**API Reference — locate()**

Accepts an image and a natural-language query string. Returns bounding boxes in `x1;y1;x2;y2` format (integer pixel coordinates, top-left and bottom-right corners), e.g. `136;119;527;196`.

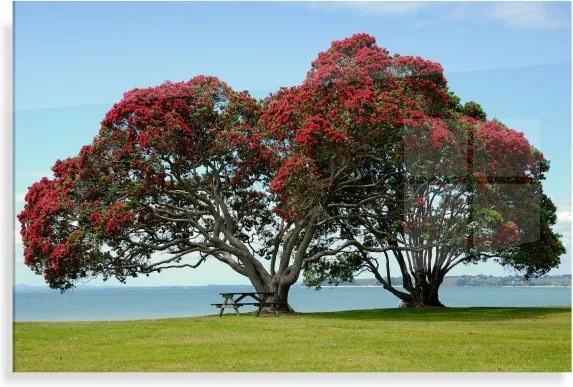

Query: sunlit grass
13;307;571;372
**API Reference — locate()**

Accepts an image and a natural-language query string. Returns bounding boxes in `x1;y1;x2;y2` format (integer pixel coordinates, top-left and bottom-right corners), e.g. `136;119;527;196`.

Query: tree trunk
253;281;295;315
271;282;295;313
244;270;296;314
401;274;445;307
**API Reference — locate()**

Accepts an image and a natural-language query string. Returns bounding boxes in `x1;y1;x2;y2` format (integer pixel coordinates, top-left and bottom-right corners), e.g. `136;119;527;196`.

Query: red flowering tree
18;76;359;311
326;115;564;307
261;34;564;307
19;34;565;310
256;34;461;306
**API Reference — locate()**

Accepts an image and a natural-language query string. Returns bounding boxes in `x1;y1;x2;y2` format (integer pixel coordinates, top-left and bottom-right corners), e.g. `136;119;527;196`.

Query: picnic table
211;292;278;317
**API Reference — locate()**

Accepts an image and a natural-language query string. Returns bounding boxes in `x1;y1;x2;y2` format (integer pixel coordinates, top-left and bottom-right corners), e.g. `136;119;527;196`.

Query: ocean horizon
13;284;572;322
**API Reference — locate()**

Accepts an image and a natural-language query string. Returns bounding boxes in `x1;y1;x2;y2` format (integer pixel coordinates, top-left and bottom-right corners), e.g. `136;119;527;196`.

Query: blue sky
13;1;572;287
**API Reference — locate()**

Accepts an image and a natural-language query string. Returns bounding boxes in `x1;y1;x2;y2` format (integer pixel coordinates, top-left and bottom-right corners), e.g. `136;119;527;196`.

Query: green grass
13;307;571;372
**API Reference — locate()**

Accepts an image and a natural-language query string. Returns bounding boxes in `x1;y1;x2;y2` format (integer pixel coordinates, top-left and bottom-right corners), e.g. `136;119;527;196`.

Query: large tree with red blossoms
18;75;378;311
19;34;565;310
292;35;565;306
303;113;564;306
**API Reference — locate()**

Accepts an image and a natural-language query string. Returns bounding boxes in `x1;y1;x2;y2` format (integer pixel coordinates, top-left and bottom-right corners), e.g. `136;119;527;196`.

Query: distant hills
311;274;572;288
15;274;572;291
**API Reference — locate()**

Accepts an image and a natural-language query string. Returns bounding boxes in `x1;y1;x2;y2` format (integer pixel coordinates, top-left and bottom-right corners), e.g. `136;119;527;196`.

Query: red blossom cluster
100;76;257;163
19;76;265;289
472;118;536;178
260;34;456;219
88;202;132;235
18;176;85;288
269;154;324;220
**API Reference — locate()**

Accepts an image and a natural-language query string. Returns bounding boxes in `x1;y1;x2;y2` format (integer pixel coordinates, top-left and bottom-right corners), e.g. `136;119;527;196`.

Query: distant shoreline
321;285;572;289
14;282;573;291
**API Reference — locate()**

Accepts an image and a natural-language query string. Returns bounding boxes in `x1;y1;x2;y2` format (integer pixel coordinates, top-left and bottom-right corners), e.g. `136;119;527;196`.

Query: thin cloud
486;2;566;30
304;1;567;31
555;221;572;237
557;210;572;224
304;1;429;16
337;1;427;15
15;192;26;204
553;204;572;266
556;210;572;240
446;4;468;21
15;218;22;247
15;231;22;247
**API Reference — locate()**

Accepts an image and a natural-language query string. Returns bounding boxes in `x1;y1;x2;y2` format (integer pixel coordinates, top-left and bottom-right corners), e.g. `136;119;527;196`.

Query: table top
219;292;276;296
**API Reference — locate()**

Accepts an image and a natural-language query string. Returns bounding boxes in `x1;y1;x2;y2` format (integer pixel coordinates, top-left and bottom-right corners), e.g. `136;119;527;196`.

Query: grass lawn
13;307;571;372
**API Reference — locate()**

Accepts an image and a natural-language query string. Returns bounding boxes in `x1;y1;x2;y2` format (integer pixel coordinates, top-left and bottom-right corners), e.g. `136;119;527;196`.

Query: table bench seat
212;292;280;317
210;302;260;308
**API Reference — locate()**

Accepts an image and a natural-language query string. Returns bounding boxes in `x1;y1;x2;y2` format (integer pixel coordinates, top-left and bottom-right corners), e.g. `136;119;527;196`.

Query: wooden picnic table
211;292;278;317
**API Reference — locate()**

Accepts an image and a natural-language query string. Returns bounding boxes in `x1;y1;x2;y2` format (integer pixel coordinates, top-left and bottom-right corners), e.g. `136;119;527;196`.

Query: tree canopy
19;34;565;309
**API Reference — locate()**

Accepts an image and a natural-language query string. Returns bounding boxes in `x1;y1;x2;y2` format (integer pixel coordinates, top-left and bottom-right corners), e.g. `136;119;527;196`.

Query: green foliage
303;252;364;289
496;194;566;279
447;89;463;112
462;101;487;120
447;90;486;121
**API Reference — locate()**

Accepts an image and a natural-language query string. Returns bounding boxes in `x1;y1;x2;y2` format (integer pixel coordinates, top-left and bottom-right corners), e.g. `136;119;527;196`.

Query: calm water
13;285;571;322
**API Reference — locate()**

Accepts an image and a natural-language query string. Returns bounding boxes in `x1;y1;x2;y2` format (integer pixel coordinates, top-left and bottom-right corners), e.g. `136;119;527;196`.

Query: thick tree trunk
271;282;295;313
244;269;296;314
252;280;295;315
407;286;444;307
401;274;445;307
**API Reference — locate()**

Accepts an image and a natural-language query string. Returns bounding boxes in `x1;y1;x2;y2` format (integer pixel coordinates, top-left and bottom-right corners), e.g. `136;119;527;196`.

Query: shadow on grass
302;306;571;322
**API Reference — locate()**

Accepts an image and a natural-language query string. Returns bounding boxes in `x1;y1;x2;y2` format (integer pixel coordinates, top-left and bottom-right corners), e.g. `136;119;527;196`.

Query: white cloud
15;192;26;204
14;218;22;247
555;222;571;238
338;1;427;15
303;1;566;31
555;210;572;242
15;231;21;247
446;4;468;21
557;210;573;224
536;197;568;261
554;205;572;274
486;2;564;30
305;1;429;16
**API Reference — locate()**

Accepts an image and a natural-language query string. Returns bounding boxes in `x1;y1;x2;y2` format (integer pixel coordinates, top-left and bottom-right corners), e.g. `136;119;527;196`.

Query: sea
13;285;572;322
